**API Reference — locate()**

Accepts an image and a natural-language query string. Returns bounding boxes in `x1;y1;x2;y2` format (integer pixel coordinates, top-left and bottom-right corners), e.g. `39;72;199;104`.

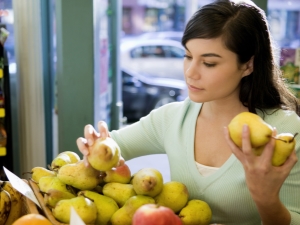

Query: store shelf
0;147;6;156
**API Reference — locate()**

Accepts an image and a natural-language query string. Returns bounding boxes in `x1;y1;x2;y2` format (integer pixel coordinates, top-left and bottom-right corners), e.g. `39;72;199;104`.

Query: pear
179;199;212;225
52;196;97;224
110;195;155;225
38;176;74;194
132;168;163;197
87;137;121;171
272;133;298;166
57;160;102;190
102;182;136;207
78;190;119;225
103;163;132;184
154;181;189;213
44;188;76;208
58;151;81;163
228;112;273;148
24;166;56;183
50;153;72;171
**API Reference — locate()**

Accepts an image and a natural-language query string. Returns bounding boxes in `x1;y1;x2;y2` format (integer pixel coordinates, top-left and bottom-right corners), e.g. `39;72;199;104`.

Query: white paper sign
3;166;41;208
70;207;86;225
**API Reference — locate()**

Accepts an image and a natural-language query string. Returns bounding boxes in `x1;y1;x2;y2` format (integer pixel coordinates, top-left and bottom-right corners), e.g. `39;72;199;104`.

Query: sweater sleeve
110;101;184;160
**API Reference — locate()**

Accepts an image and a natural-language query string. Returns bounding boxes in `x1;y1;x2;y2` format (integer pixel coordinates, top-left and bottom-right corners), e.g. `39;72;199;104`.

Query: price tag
70;207;86;225
3;166;41;208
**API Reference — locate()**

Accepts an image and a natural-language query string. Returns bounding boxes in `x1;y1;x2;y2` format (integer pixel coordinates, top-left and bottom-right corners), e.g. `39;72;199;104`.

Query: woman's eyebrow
201;53;222;58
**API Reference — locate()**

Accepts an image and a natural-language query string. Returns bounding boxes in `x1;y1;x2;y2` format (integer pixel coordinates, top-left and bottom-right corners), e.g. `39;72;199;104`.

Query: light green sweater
110;98;300;224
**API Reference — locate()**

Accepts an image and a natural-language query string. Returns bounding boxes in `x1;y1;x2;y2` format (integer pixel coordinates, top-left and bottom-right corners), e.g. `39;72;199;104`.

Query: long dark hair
182;0;300;115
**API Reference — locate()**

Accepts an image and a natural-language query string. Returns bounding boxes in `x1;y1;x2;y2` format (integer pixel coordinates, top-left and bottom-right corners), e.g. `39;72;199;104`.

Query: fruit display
25;137;213;225
12;213;52;225
228;111;298;166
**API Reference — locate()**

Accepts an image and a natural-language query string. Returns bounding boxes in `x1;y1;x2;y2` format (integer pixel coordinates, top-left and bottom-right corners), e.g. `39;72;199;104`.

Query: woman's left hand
223;124;298;203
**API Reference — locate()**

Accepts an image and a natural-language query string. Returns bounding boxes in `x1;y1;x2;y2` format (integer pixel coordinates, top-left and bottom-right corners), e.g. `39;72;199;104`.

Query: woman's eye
204;62;216;67
184;54;192;59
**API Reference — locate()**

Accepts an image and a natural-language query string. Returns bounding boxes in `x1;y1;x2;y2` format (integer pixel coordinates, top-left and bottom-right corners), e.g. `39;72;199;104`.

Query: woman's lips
188;84;203;91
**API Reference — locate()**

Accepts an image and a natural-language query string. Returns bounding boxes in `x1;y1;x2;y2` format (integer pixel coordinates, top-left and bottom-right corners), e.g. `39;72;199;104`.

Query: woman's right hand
76;121;111;167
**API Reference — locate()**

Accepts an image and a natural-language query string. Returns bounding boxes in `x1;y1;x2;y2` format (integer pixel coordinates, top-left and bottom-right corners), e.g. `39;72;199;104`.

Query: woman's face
184;37;251;103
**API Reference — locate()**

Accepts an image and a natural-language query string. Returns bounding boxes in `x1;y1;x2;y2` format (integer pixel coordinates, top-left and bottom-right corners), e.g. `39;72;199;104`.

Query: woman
77;0;300;224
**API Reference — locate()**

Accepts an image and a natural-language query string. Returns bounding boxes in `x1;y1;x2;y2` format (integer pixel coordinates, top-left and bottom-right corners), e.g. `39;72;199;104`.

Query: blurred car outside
122;31;183;43
122;67;187;123
120;39;186;81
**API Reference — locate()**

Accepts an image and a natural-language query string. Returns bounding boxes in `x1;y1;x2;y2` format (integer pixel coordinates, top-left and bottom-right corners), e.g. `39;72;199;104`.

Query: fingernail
88;138;94;146
243;124;248;131
88;127;94;134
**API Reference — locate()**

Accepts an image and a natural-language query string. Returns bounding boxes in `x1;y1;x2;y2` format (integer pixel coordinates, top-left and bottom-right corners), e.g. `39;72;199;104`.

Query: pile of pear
228;112;298;166
27;137;212;225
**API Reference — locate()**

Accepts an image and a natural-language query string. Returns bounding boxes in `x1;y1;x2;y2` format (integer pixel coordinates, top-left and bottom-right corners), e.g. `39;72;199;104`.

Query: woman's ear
242;56;254;77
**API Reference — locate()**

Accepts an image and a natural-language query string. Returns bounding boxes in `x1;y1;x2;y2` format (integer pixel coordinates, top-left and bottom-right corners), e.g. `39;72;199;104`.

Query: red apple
132;204;183;225
103;163;132;184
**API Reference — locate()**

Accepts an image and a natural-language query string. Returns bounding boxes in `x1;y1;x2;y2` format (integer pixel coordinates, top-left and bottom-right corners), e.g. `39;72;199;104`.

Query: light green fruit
51;153;72;171
228;112;273;148
272;133;297;166
154;181;189;213
110;207;131;225
44;189;76;208
179;199;212;225
87;137;121;171
52;196;97;224
58;151;81;163
30;167;56;183
132;168;163;197
38;176;73;194
78;190;119;225
102;182;136;207
57;160;102;190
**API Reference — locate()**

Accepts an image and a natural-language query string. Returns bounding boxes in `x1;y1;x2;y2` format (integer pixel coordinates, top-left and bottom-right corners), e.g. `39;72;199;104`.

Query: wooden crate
28;179;94;225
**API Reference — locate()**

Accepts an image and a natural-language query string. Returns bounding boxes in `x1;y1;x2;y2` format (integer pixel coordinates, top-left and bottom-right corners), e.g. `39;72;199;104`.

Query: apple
103;163;132;184
132;204;183;225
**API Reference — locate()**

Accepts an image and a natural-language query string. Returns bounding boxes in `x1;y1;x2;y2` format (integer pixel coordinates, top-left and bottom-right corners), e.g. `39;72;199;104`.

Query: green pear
132;168;163;197
228;112;273;148
58;151;81;163
272;133;298;166
154;181;189;213
110;207;132;225
110;195;155;225
179;199;212;225
87;137;121;171
38;176;74;194
78;190;119;225
52;196;97;224
50;153;72;171
25;166;56;183
57;160;102;190
44;188;76;208
102;182;136;207
103;163;132;184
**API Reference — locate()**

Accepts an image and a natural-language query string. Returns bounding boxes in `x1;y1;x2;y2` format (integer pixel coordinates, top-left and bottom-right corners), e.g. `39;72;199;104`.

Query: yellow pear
25;166;56;183
179;199;212;225
228;112;273;148
78;190;119;225
58;151;81;163
272;133;298;166
57;160;102;190
38;176;74;194
52;196;97;224
44;188;76;208
154;181;189;213
132;168;164;197
50;153;72;171
102;182;136;207
110;195;155;225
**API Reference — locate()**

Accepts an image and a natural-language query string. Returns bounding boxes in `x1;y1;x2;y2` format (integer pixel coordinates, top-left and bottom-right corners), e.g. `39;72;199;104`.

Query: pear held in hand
228;112;273;148
272;132;298;166
87;137;121;171
179;199;212;225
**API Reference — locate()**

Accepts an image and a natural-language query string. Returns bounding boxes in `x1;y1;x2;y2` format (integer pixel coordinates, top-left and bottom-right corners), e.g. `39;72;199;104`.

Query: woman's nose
185;61;200;79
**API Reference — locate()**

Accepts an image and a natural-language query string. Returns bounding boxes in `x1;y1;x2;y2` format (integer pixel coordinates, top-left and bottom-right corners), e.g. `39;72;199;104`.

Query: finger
98;121;110;138
241;124;252;155
82;155;90;167
281;149;298;170
261;128;276;162
224;126;244;161
118;156;125;167
76;137;89;156
84;124;100;146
